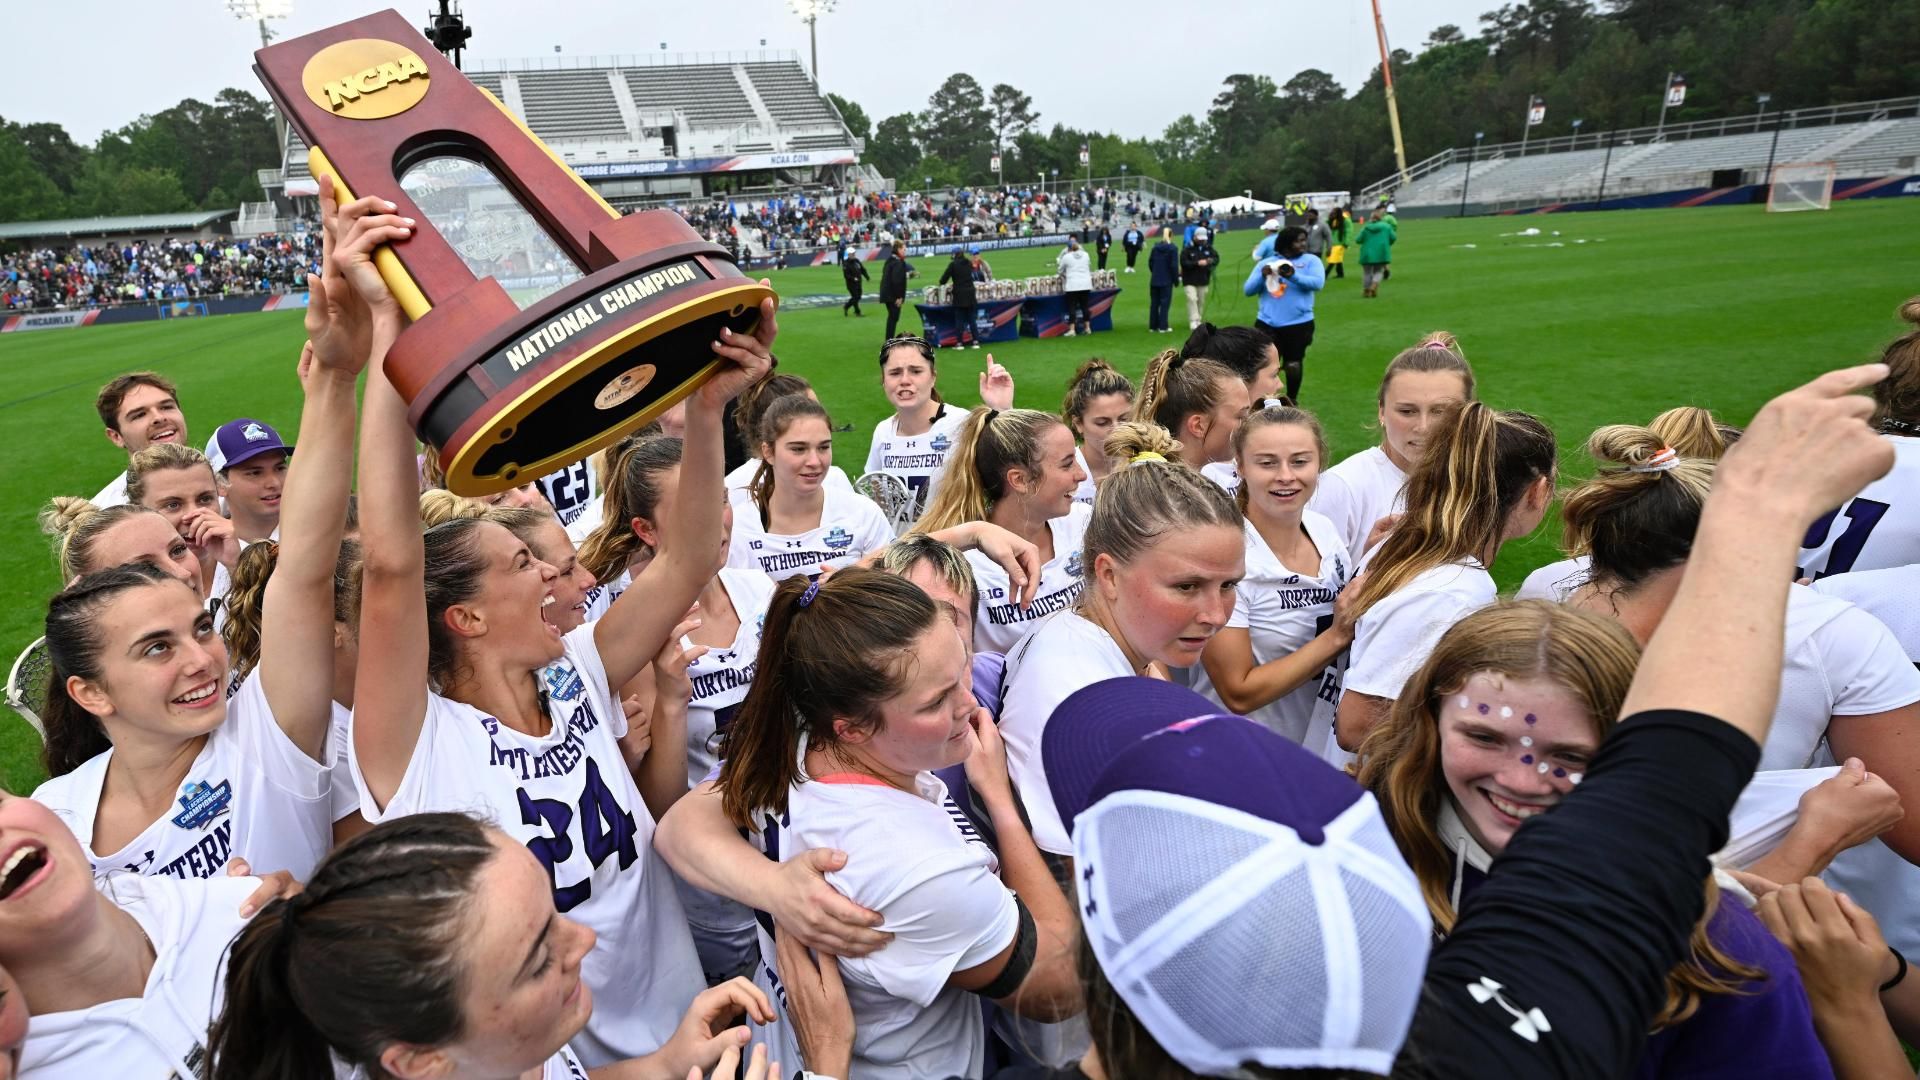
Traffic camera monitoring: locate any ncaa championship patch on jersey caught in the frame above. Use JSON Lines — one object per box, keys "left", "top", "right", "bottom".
{"left": 542, "top": 660, "right": 586, "bottom": 702}
{"left": 171, "top": 779, "right": 233, "bottom": 830}
{"left": 930, "top": 433, "right": 952, "bottom": 453}
{"left": 1066, "top": 550, "right": 1083, "bottom": 577}
{"left": 823, "top": 527, "right": 853, "bottom": 550}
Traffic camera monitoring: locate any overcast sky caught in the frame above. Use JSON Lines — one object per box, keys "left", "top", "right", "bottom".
{"left": 4, "top": 0, "right": 1493, "bottom": 145}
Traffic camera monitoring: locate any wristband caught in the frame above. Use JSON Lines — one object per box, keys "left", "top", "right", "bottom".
{"left": 1882, "top": 947, "right": 1908, "bottom": 993}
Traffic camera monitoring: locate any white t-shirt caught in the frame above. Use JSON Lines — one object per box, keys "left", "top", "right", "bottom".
{"left": 999, "top": 611, "right": 1136, "bottom": 854}
{"left": 1192, "top": 513, "right": 1351, "bottom": 746}
{"left": 348, "top": 625, "right": 703, "bottom": 1067}
{"left": 1514, "top": 555, "right": 1591, "bottom": 602}
{"left": 865, "top": 406, "right": 971, "bottom": 520}
{"left": 726, "top": 485, "right": 894, "bottom": 582}
{"left": 1813, "top": 565, "right": 1920, "bottom": 662}
{"left": 542, "top": 1046, "right": 592, "bottom": 1079}
{"left": 1344, "top": 558, "right": 1497, "bottom": 702}
{"left": 1797, "top": 434, "right": 1920, "bottom": 578}
{"left": 1071, "top": 447, "right": 1097, "bottom": 508}
{"left": 968, "top": 505, "right": 1092, "bottom": 655}
{"left": 1308, "top": 445, "right": 1406, "bottom": 559}
{"left": 34, "top": 669, "right": 333, "bottom": 882}
{"left": 1200, "top": 459, "right": 1241, "bottom": 494}
{"left": 537, "top": 458, "right": 601, "bottom": 532}
{"left": 749, "top": 768, "right": 1017, "bottom": 1080}
{"left": 581, "top": 568, "right": 633, "bottom": 624}
{"left": 93, "top": 469, "right": 129, "bottom": 509}
{"left": 1757, "top": 585, "right": 1920, "bottom": 772}
{"left": 724, "top": 459, "right": 854, "bottom": 499}
{"left": 19, "top": 873, "right": 256, "bottom": 1080}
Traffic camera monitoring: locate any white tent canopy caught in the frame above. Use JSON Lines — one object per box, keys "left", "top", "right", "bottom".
{"left": 1195, "top": 195, "right": 1283, "bottom": 214}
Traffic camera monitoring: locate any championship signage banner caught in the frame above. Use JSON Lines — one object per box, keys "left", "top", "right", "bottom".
{"left": 1666, "top": 79, "right": 1687, "bottom": 107}
{"left": 990, "top": 154, "right": 1002, "bottom": 173}
{"left": 570, "top": 148, "right": 857, "bottom": 179}
{"left": 0, "top": 310, "right": 102, "bottom": 333}
{"left": 252, "top": 9, "right": 773, "bottom": 496}
{"left": 1527, "top": 99, "right": 1546, "bottom": 126}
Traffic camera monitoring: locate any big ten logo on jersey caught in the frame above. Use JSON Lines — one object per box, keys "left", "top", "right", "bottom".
{"left": 749, "top": 539, "right": 764, "bottom": 550}
{"left": 537, "top": 460, "right": 595, "bottom": 525}
{"left": 986, "top": 584, "right": 1007, "bottom": 601}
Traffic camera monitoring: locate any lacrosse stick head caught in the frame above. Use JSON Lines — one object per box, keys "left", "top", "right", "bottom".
{"left": 854, "top": 472, "right": 916, "bottom": 533}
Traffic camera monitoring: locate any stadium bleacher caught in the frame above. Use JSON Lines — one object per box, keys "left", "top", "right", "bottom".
{"left": 1379, "top": 98, "right": 1920, "bottom": 213}
{"left": 260, "top": 51, "right": 861, "bottom": 215}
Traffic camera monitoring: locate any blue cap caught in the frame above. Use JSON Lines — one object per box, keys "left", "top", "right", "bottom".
{"left": 968, "top": 245, "right": 981, "bottom": 254}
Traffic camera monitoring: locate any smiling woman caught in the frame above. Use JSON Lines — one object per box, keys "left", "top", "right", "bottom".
{"left": 1353, "top": 601, "right": 1837, "bottom": 1077}
{"left": 997, "top": 420, "right": 1245, "bottom": 856}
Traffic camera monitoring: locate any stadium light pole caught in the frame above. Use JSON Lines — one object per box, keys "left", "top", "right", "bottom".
{"left": 1570, "top": 117, "right": 1584, "bottom": 149}
{"left": 1594, "top": 133, "right": 1618, "bottom": 212}
{"left": 1459, "top": 131, "right": 1484, "bottom": 218}
{"left": 1758, "top": 93, "right": 1783, "bottom": 190}
{"left": 791, "top": 0, "right": 836, "bottom": 85}
{"left": 227, "top": 0, "right": 293, "bottom": 152}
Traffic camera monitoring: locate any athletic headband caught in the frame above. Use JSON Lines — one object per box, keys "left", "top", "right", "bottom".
{"left": 984, "top": 408, "right": 1001, "bottom": 426}
{"left": 1628, "top": 447, "right": 1679, "bottom": 473}
{"left": 798, "top": 579, "right": 823, "bottom": 608}
{"left": 1131, "top": 451, "right": 1168, "bottom": 464}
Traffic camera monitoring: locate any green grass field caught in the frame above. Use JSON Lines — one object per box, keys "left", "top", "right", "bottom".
{"left": 1, "top": 198, "right": 1914, "bottom": 791}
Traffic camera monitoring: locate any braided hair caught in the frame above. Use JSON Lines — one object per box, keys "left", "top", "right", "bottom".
{"left": 209, "top": 812, "right": 497, "bottom": 1080}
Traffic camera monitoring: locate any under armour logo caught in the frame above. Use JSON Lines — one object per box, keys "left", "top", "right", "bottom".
{"left": 1081, "top": 862, "right": 1097, "bottom": 917}
{"left": 1467, "top": 977, "right": 1551, "bottom": 1043}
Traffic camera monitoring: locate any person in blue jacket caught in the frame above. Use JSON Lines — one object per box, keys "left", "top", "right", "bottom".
{"left": 1243, "top": 225, "right": 1324, "bottom": 403}
{"left": 1146, "top": 228, "right": 1180, "bottom": 334}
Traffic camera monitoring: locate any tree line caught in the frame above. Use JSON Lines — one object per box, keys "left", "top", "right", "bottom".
{"left": 1, "top": 0, "right": 1911, "bottom": 225}
{"left": 836, "top": 0, "right": 1917, "bottom": 199}
{"left": 0, "top": 90, "right": 280, "bottom": 225}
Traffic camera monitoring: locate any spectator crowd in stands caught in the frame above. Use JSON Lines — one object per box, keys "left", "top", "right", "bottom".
{"left": 1, "top": 230, "right": 323, "bottom": 312}
{"left": 663, "top": 184, "right": 1205, "bottom": 257}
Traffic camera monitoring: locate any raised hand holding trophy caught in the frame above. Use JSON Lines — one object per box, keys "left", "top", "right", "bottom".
{"left": 253, "top": 10, "right": 774, "bottom": 495}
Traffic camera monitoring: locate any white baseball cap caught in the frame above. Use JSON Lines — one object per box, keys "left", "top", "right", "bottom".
{"left": 1261, "top": 218, "right": 1282, "bottom": 231}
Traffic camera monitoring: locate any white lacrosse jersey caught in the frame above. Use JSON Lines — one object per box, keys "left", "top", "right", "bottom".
{"left": 18, "top": 873, "right": 256, "bottom": 1080}
{"left": 1514, "top": 555, "right": 1591, "bottom": 602}
{"left": 347, "top": 624, "right": 703, "bottom": 1067}
{"left": 726, "top": 485, "right": 894, "bottom": 582}
{"left": 1757, "top": 585, "right": 1920, "bottom": 772}
{"left": 724, "top": 459, "right": 854, "bottom": 498}
{"left": 35, "top": 669, "right": 332, "bottom": 883}
{"left": 865, "top": 405, "right": 970, "bottom": 520}
{"left": 1797, "top": 435, "right": 1920, "bottom": 579}
{"left": 749, "top": 768, "right": 1017, "bottom": 1080}
{"left": 329, "top": 700, "right": 359, "bottom": 822}
{"left": 1000, "top": 611, "right": 1137, "bottom": 854}
{"left": 1071, "top": 448, "right": 1097, "bottom": 508}
{"left": 1309, "top": 445, "right": 1407, "bottom": 559}
{"left": 1192, "top": 512, "right": 1351, "bottom": 746}
{"left": 1200, "top": 459, "right": 1241, "bottom": 494}
{"left": 1813, "top": 565, "right": 1920, "bottom": 662}
{"left": 685, "top": 569, "right": 777, "bottom": 787}
{"left": 537, "top": 458, "right": 601, "bottom": 532}
{"left": 1345, "top": 558, "right": 1496, "bottom": 702}
{"left": 542, "top": 1046, "right": 591, "bottom": 1079}
{"left": 581, "top": 568, "right": 632, "bottom": 624}
{"left": 968, "top": 505, "right": 1092, "bottom": 655}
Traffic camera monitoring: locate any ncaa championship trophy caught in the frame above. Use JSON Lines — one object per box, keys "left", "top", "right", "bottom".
{"left": 253, "top": 9, "right": 773, "bottom": 496}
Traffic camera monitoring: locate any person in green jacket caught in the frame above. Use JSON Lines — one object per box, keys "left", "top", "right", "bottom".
{"left": 1327, "top": 206, "right": 1351, "bottom": 279}
{"left": 1356, "top": 210, "right": 1396, "bottom": 298}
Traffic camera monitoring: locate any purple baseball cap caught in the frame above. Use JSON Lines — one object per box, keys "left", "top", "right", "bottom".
{"left": 205, "top": 418, "right": 292, "bottom": 472}
{"left": 1056, "top": 681, "right": 1432, "bottom": 1075}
